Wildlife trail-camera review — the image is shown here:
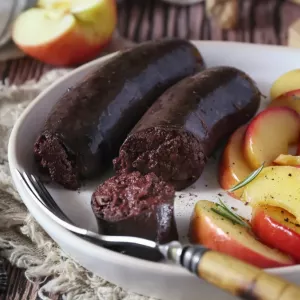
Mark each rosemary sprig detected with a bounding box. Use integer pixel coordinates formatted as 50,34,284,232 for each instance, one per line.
227,162,265,193
211,198,250,228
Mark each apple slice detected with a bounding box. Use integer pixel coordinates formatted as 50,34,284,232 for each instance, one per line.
12,1,116,66
269,89,300,115
244,107,300,169
189,200,294,268
270,69,300,100
273,154,300,167
219,125,252,199
242,166,300,222
252,205,300,261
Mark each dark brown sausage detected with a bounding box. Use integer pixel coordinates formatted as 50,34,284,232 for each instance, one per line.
34,39,205,190
91,171,178,245
114,66,261,190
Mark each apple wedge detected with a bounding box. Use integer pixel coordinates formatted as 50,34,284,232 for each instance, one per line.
37,0,104,21
219,125,252,199
37,0,70,11
269,89,300,115
270,69,300,100
273,154,300,167
244,107,300,169
252,205,300,261
242,166,300,222
12,0,117,66
71,0,110,22
189,200,294,268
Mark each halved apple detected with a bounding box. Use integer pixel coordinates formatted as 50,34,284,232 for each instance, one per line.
273,154,300,167
252,205,300,261
189,200,295,268
244,107,300,169
219,125,252,199
242,166,300,222
269,89,300,114
270,69,300,100
12,0,117,66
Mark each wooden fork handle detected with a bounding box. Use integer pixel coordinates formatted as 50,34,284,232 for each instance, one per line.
181,246,300,300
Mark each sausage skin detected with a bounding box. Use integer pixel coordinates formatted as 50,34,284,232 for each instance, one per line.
114,66,261,190
34,39,205,190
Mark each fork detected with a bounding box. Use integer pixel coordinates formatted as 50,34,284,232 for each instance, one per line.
17,169,300,300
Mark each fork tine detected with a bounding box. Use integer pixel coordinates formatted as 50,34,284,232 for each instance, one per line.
29,174,73,223
30,175,62,214
17,169,88,236
16,169,158,252
17,170,47,207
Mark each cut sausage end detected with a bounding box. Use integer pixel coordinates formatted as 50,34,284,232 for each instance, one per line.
92,171,175,221
114,128,206,190
34,133,79,190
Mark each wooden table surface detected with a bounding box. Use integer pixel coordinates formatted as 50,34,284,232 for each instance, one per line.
1,0,300,299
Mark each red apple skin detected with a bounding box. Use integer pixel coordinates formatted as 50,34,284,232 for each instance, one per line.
13,0,117,66
16,28,112,66
190,201,295,268
252,206,300,262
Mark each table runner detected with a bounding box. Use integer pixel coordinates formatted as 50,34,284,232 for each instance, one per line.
1,0,300,299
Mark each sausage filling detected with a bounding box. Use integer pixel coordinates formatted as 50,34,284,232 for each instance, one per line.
34,134,79,190
113,128,206,190
92,171,175,222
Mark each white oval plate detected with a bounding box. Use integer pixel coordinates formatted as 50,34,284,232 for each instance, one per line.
8,41,300,300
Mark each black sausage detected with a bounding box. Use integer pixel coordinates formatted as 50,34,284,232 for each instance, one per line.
114,66,261,190
34,39,205,190
91,171,178,244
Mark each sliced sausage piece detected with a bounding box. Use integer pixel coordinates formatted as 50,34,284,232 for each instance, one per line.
114,66,261,190
91,171,178,244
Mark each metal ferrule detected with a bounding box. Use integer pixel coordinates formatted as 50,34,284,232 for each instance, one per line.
158,241,183,264
181,245,210,274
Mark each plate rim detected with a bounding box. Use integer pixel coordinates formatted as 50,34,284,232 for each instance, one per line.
8,40,300,278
